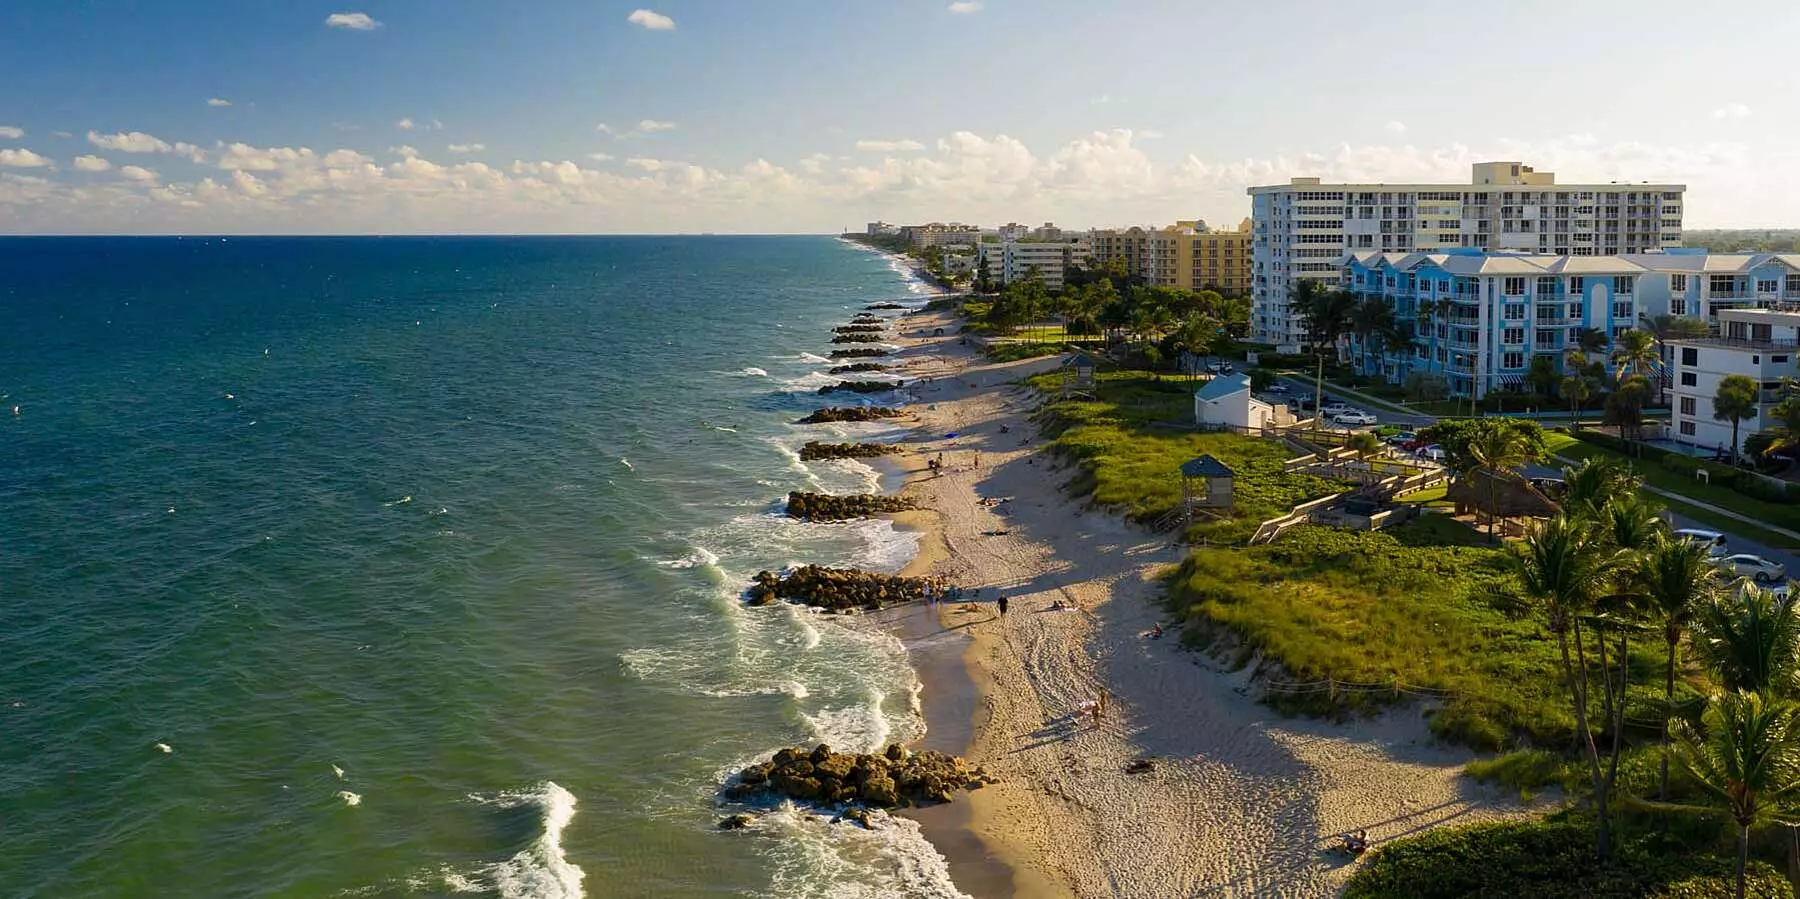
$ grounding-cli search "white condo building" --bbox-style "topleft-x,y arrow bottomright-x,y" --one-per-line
974,238 -> 1092,292
1248,161 -> 1685,350
1669,306 -> 1800,454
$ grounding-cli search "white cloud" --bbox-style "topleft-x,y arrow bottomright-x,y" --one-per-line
389,145 -> 419,158
207,98 -> 233,108
119,165 -> 159,183
799,152 -> 831,175
595,123 -> 613,134
625,157 -> 669,171
1713,102 -> 1752,120
948,1 -> 983,12
627,9 -> 675,30
1385,120 -> 1407,134
232,169 -> 268,197
395,118 -> 416,131
73,155 -> 112,172
88,130 -> 171,153
430,119 -> 443,131
447,143 -> 486,154
636,119 -> 676,134
856,139 -> 925,153
325,12 -> 379,30
0,148 -> 50,168
587,152 -> 614,162
51,131 -> 71,139
217,142 -> 315,171
0,126 -> 22,139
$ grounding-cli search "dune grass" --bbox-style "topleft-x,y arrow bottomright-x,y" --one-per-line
1026,370 -> 1343,543
1166,520 -> 1595,749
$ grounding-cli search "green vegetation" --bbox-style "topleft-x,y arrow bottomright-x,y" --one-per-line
1026,370 -> 1343,542
983,342 -> 1070,363
1544,431 -> 1800,546
1165,521 -> 1591,748
1463,747 -> 1572,795
1343,816 -> 1785,899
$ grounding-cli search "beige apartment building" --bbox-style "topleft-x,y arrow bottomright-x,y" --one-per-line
1088,219 -> 1252,294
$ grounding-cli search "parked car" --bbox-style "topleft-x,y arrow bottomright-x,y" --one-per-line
1718,553 -> 1787,583
1264,382 -> 1291,394
1417,444 -> 1446,462
1332,411 -> 1379,427
1319,402 -> 1355,417
1383,430 -> 1417,446
1204,361 -> 1235,375
1673,528 -> 1729,556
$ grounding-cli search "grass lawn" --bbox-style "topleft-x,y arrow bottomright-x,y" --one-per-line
1165,518 -> 1667,749
1544,432 -> 1800,548
1026,370 -> 1345,543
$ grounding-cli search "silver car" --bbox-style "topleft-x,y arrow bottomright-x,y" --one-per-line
1719,553 -> 1787,583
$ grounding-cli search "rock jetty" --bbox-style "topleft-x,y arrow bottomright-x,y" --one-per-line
798,441 -> 899,461
818,380 -> 901,394
784,491 -> 915,521
796,407 -> 902,424
828,348 -> 889,359
831,333 -> 884,344
828,362 -> 889,375
833,324 -> 885,334
745,564 -> 937,610
865,303 -> 907,310
725,743 -> 997,808
851,314 -> 884,323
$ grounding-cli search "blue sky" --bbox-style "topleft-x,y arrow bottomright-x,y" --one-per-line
1,0 -> 1796,234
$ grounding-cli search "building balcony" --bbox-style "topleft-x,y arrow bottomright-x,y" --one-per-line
1679,335 -> 1800,351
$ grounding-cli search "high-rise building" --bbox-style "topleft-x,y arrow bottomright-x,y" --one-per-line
973,237 -> 1092,292
1248,162 -> 1685,349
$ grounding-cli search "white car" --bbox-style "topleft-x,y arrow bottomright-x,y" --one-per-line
1417,444 -> 1446,462
1673,528 -> 1728,556
1332,411 -> 1379,427
1319,402 -> 1355,417
1718,553 -> 1787,583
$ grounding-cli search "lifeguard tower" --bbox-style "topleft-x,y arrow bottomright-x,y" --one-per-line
1061,352 -> 1098,400
1179,454 -> 1235,516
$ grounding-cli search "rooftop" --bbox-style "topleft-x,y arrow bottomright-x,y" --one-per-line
1180,454 -> 1236,479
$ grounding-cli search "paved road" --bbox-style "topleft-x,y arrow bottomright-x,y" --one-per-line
1270,376 -> 1438,428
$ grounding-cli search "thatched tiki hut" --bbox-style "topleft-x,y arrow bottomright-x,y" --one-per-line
1446,468 -> 1561,537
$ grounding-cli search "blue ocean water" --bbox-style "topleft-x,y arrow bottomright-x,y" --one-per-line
0,237 -> 962,898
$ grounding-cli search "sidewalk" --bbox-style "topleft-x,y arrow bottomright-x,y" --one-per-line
1550,452 -> 1800,544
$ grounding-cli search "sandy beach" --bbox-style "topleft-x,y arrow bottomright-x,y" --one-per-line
878,307 -> 1535,898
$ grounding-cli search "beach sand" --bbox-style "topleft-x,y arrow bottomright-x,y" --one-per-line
878,309 -> 1535,898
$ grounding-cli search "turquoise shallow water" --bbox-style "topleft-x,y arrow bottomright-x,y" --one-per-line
0,236 -> 961,898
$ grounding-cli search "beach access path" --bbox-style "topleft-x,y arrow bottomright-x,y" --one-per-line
886,315 -> 1533,898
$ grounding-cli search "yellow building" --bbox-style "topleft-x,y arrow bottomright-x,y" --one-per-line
1088,218 -> 1251,294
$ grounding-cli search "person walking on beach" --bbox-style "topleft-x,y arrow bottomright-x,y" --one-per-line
996,595 -> 1008,617
1095,688 -> 1109,727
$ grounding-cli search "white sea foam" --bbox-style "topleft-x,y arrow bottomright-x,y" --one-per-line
461,782 -> 585,899
730,367 -> 770,377
656,546 -> 721,569
338,790 -> 362,807
754,801 -> 971,899
801,692 -> 891,753
382,496 -> 412,507
778,371 -> 839,393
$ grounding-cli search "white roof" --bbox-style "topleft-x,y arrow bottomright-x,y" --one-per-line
1344,251 -> 1646,276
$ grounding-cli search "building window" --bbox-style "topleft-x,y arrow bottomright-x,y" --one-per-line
1787,275 -> 1800,294
1681,372 -> 1697,387
1760,279 -> 1781,295
1672,273 -> 1688,292
1775,355 -> 1790,364
1503,328 -> 1525,344
1682,347 -> 1698,366
1504,304 -> 1526,321
1503,276 -> 1526,295
1680,397 -> 1696,415
1614,303 -> 1632,318
1672,299 -> 1687,316
1612,276 -> 1633,294
1536,276 -> 1557,295
1569,277 -> 1585,292
1710,274 -> 1738,295
1503,351 -> 1524,369
1680,420 -> 1696,436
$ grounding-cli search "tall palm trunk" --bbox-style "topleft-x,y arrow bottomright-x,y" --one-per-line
1739,822 -> 1751,899
1661,629 -> 1677,799
1570,618 -> 1613,860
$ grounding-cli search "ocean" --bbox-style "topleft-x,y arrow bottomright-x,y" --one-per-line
0,236 -> 967,898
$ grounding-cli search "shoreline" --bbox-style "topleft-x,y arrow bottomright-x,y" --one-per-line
858,307 -> 1537,898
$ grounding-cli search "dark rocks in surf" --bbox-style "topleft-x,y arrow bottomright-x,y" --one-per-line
865,303 -> 907,310
833,324 -> 885,334
827,348 -> 890,360
725,743 -> 997,810
744,564 -> 934,611
783,491 -> 915,522
830,333 -> 884,344
718,814 -> 754,830
796,406 -> 903,424
797,441 -> 899,461
818,380 -> 902,395
827,362 -> 889,375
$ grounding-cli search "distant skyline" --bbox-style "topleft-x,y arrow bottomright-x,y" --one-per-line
3,0 -> 1798,234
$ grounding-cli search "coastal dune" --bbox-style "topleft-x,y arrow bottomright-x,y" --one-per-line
882,310 -> 1530,898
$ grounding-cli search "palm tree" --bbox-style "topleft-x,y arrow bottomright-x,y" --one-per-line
1612,328 -> 1661,388
1350,296 -> 1395,377
1715,374 -> 1761,463
1606,374 -> 1652,444
1767,382 -> 1800,460
1469,424 -> 1533,542
1562,456 -> 1641,518
1633,535 -> 1724,798
1563,372 -> 1593,430
1641,313 -> 1711,404
1525,353 -> 1561,399
1508,515 -> 1627,860
1575,326 -> 1611,356
1602,492 -> 1666,553
1657,691 -> 1800,899
1692,586 -> 1800,696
